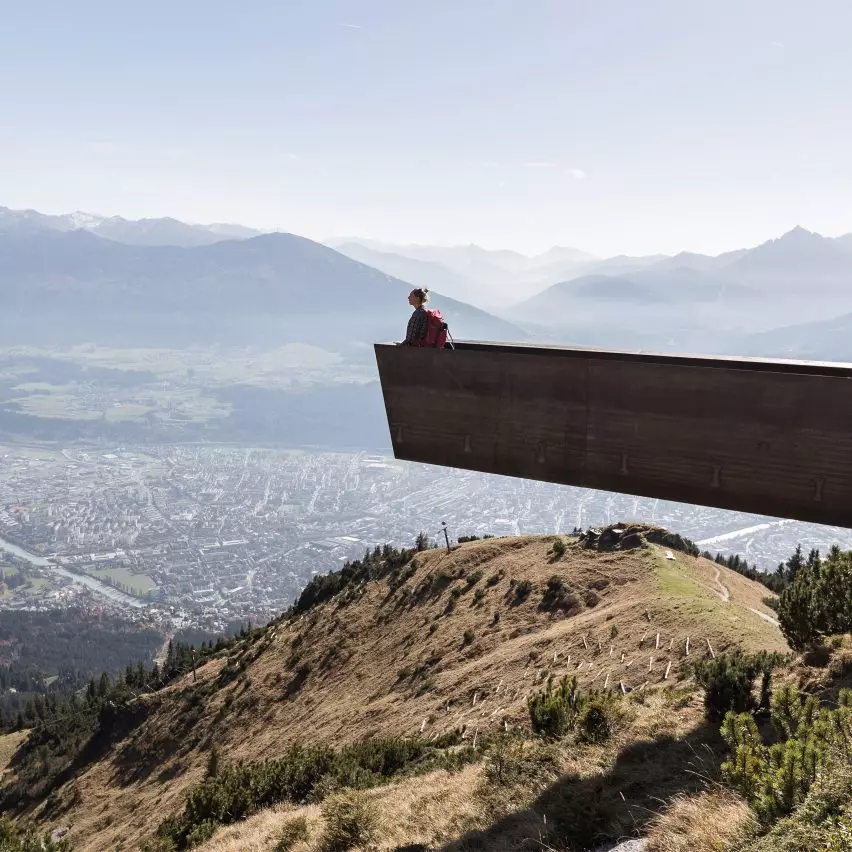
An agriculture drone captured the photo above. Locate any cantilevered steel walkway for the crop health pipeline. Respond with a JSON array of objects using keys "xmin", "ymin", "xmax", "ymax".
[{"xmin": 374, "ymin": 341, "xmax": 852, "ymax": 528}]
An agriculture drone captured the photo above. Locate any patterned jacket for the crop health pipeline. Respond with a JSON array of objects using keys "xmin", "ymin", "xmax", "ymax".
[{"xmin": 402, "ymin": 307, "xmax": 428, "ymax": 345}]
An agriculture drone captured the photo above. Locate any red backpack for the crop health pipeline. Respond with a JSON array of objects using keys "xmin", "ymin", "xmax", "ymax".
[{"xmin": 413, "ymin": 308, "xmax": 449, "ymax": 349}]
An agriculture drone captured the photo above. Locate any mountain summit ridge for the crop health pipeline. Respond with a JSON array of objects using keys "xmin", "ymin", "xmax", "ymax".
[{"xmin": 0, "ymin": 205, "xmax": 266, "ymax": 248}]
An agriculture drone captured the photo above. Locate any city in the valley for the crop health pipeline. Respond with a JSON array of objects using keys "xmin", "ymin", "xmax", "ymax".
[{"xmin": 2, "ymin": 442, "xmax": 850, "ymax": 633}]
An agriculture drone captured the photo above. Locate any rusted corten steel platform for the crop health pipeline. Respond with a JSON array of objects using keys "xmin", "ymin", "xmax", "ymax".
[{"xmin": 374, "ymin": 341, "xmax": 852, "ymax": 528}]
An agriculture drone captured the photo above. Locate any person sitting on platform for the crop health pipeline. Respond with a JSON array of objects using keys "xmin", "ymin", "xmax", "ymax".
[
  {"xmin": 398, "ymin": 288, "xmax": 451, "ymax": 349},
  {"xmin": 398, "ymin": 288, "xmax": 431, "ymax": 346}
]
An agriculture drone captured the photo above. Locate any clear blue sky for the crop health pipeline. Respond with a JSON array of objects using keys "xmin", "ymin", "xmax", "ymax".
[{"xmin": 2, "ymin": 0, "xmax": 851, "ymax": 256}]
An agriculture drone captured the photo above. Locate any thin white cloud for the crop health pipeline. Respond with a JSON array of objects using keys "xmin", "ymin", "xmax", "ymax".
[
  {"xmin": 524, "ymin": 161, "xmax": 556, "ymax": 168},
  {"xmin": 567, "ymin": 168, "xmax": 587, "ymax": 179},
  {"xmin": 336, "ymin": 23, "xmax": 363, "ymax": 29},
  {"xmin": 771, "ymin": 41, "xmax": 785, "ymax": 48},
  {"xmin": 481, "ymin": 161, "xmax": 500, "ymax": 168}
]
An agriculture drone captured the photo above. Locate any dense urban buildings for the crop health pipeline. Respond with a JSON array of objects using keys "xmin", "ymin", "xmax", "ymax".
[{"xmin": 2, "ymin": 443, "xmax": 850, "ymax": 632}]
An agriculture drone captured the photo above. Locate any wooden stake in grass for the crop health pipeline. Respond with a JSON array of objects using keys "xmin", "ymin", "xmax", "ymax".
[
  {"xmin": 472, "ymin": 727, "xmax": 479, "ymax": 749},
  {"xmin": 639, "ymin": 631, "xmax": 648, "ymax": 647},
  {"xmin": 706, "ymin": 638, "xmax": 716, "ymax": 659},
  {"xmin": 664, "ymin": 660, "xmax": 672, "ymax": 680},
  {"xmin": 582, "ymin": 635, "xmax": 589, "ymax": 649},
  {"xmin": 649, "ymin": 656, "xmax": 654, "ymax": 671},
  {"xmin": 655, "ymin": 632, "xmax": 660, "ymax": 650},
  {"xmin": 685, "ymin": 637, "xmax": 691, "ymax": 656},
  {"xmin": 668, "ymin": 638, "xmax": 674, "ymax": 651},
  {"xmin": 620, "ymin": 652, "xmax": 626, "ymax": 663},
  {"xmin": 604, "ymin": 671, "xmax": 610, "ymax": 689},
  {"xmin": 609, "ymin": 645, "xmax": 614, "ymax": 657},
  {"xmin": 420, "ymin": 718, "xmax": 427, "ymax": 733},
  {"xmin": 472, "ymin": 692, "xmax": 478, "ymax": 707}
]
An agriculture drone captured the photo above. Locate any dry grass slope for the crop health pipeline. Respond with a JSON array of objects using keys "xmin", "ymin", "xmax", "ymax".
[
  {"xmin": 19, "ymin": 532, "xmax": 787, "ymax": 851},
  {"xmin": 645, "ymin": 789, "xmax": 758, "ymax": 852},
  {"xmin": 0, "ymin": 730, "xmax": 29, "ymax": 783}
]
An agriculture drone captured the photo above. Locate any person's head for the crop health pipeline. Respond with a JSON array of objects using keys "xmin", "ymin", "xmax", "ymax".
[{"xmin": 408, "ymin": 288, "xmax": 429, "ymax": 308}]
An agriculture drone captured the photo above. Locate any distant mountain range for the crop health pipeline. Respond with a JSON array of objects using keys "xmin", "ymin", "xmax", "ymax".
[
  {"xmin": 0, "ymin": 227, "xmax": 523, "ymax": 350},
  {"xmin": 3, "ymin": 203, "xmax": 852, "ymax": 361},
  {"xmin": 516, "ymin": 268, "xmax": 757, "ymax": 314},
  {"xmin": 328, "ymin": 227, "xmax": 852, "ymax": 361},
  {"xmin": 328, "ymin": 227, "xmax": 852, "ymax": 333},
  {"xmin": 509, "ymin": 227, "xmax": 852, "ymax": 352},
  {"xmin": 0, "ymin": 205, "xmax": 265, "ymax": 247},
  {"xmin": 326, "ymin": 238, "xmax": 603, "ymax": 309}
]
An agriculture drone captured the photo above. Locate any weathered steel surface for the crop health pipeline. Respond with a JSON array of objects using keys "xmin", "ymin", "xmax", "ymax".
[{"xmin": 374, "ymin": 341, "xmax": 852, "ymax": 527}]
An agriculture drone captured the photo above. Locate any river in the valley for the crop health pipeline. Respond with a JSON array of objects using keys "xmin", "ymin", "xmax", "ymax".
[{"xmin": 0, "ymin": 533, "xmax": 146, "ymax": 608}]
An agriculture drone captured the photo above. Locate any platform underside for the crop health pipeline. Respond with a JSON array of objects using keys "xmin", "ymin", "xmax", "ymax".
[{"xmin": 374, "ymin": 341, "xmax": 852, "ymax": 528}]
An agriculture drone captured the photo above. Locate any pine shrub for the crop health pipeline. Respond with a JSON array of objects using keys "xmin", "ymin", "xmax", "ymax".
[
  {"xmin": 320, "ymin": 791, "xmax": 382, "ymax": 852},
  {"xmin": 539, "ymin": 575, "xmax": 576, "ymax": 612},
  {"xmin": 205, "ymin": 744, "xmax": 220, "ymax": 778},
  {"xmin": 483, "ymin": 732, "xmax": 561, "ymax": 788},
  {"xmin": 292, "ymin": 544, "xmax": 415, "ymax": 615},
  {"xmin": 693, "ymin": 651, "xmax": 783, "ymax": 721},
  {"xmin": 511, "ymin": 579, "xmax": 534, "ymax": 605},
  {"xmin": 527, "ymin": 675, "xmax": 605, "ymax": 739},
  {"xmin": 274, "ymin": 816, "xmax": 310, "ymax": 851},
  {"xmin": 465, "ymin": 570, "xmax": 484, "ymax": 589},
  {"xmin": 152, "ymin": 735, "xmax": 472, "ymax": 849},
  {"xmin": 721, "ymin": 686, "xmax": 852, "ymax": 825},
  {"xmin": 777, "ymin": 545, "xmax": 852, "ymax": 650},
  {"xmin": 576, "ymin": 695, "xmax": 618, "ymax": 744}
]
